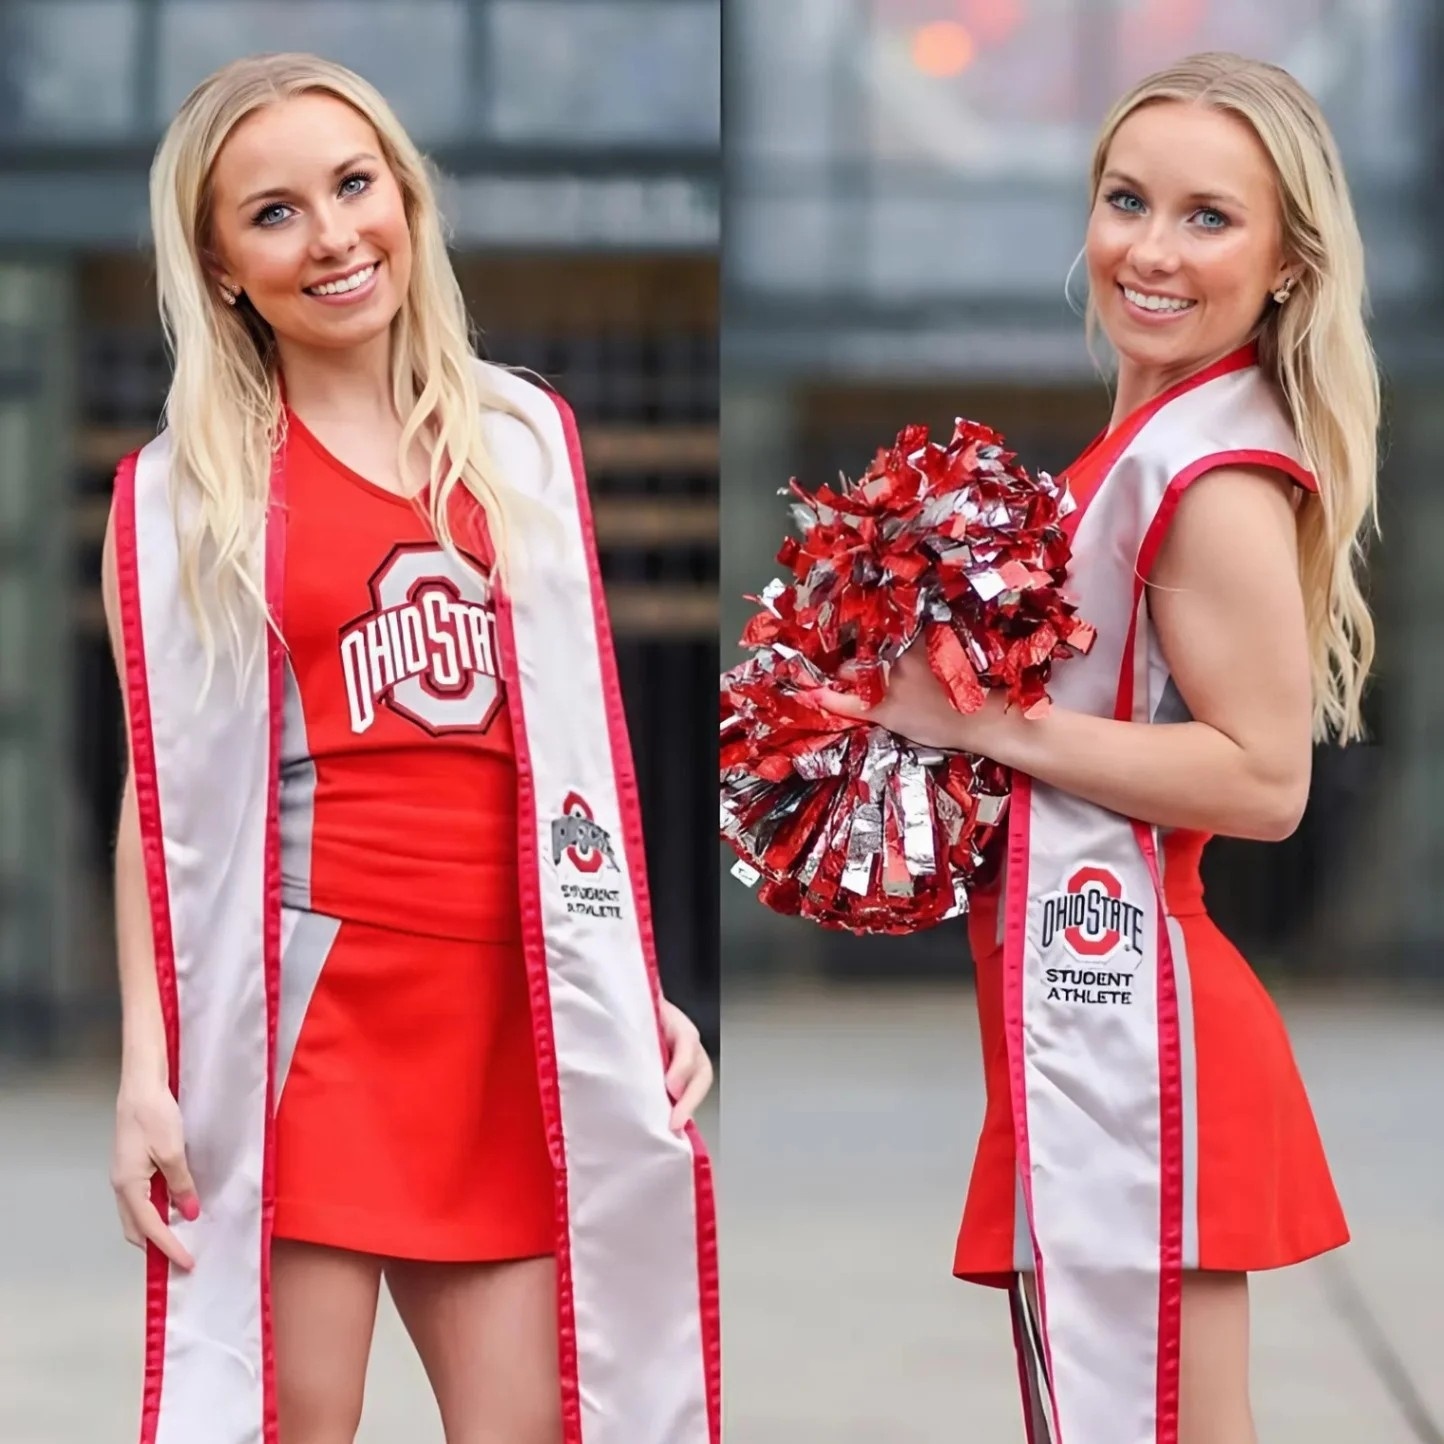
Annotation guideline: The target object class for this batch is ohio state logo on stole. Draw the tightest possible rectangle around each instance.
[339,542,502,735]
[551,791,624,920]
[1038,863,1146,1005]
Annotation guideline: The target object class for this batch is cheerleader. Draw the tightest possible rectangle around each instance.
[102,53,718,1444]
[820,51,1377,1444]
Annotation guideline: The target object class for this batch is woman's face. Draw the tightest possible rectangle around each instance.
[1085,100,1292,382]
[206,93,412,355]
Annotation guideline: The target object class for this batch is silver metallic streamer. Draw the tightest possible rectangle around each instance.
[975,792,1009,826]
[796,822,829,889]
[758,577,788,612]
[933,786,965,847]
[794,740,848,781]
[968,568,1008,602]
[840,812,880,895]
[896,754,937,876]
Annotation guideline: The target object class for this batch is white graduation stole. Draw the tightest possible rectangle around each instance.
[1003,350,1309,1443]
[112,361,719,1444]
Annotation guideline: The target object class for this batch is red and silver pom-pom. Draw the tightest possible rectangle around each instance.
[720,418,1095,935]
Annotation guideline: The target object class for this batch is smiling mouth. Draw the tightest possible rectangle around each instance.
[304,262,379,297]
[1119,284,1196,315]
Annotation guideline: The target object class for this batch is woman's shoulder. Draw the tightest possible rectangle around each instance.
[1128,363,1307,484]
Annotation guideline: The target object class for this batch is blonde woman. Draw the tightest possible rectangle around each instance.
[101,53,718,1444]
[820,52,1376,1444]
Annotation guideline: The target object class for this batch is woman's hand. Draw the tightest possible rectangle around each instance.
[813,646,1012,755]
[659,999,713,1133]
[111,1079,199,1271]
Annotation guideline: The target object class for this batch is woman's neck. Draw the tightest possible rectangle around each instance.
[1107,338,1251,433]
[276,330,395,423]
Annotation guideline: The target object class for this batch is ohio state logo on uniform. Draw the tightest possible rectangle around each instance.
[552,792,624,921]
[552,792,619,872]
[1039,863,1146,1005]
[339,542,502,736]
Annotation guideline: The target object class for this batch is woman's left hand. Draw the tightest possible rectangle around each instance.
[660,999,713,1133]
[813,645,1012,755]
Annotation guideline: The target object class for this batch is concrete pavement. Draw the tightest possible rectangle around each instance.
[720,984,1444,1442]
[0,1072,717,1443]
[1,985,1440,1441]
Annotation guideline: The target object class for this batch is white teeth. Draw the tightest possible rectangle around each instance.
[1122,286,1194,313]
[307,264,375,296]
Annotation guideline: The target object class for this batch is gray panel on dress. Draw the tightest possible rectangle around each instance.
[279,656,317,911]
[276,906,341,1100]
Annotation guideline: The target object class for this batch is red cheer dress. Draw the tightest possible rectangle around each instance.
[270,408,554,1261]
[953,418,1348,1285]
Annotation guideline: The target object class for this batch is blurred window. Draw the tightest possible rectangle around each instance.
[484,1,719,146]
[733,0,1426,177]
[722,0,841,165]
[445,172,717,248]
[0,1,719,150]
[156,1,470,141]
[0,2,141,137]
[857,0,1422,180]
[729,0,1429,304]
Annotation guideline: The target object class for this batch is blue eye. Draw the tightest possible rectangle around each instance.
[1105,188,1145,214]
[1194,207,1229,230]
[251,171,374,228]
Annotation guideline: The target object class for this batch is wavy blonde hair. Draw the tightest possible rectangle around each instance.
[1089,52,1380,741]
[150,52,535,683]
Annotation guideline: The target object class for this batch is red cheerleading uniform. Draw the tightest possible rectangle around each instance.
[271,408,553,1261]
[953,422,1348,1284]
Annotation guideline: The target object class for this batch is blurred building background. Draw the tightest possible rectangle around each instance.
[0,0,721,1065]
[723,0,1444,987]
[720,4,1444,1441]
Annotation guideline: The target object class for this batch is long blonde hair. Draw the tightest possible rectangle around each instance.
[1089,52,1380,741]
[150,52,532,682]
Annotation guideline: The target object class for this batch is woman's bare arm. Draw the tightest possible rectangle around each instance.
[818,466,1314,841]
[989,465,1313,839]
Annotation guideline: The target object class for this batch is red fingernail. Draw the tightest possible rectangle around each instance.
[179,1197,200,1222]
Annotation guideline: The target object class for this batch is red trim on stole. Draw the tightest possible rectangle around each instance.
[491,588,584,1444]
[113,453,178,1444]
[1141,814,1183,1444]
[259,452,288,1443]
[1001,776,1064,1442]
[547,392,723,1443]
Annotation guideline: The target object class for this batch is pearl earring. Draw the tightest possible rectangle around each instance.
[1272,277,1296,305]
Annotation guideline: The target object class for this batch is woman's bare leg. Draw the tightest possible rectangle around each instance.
[272,1238,383,1444]
[1180,1270,1256,1444]
[385,1254,561,1444]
